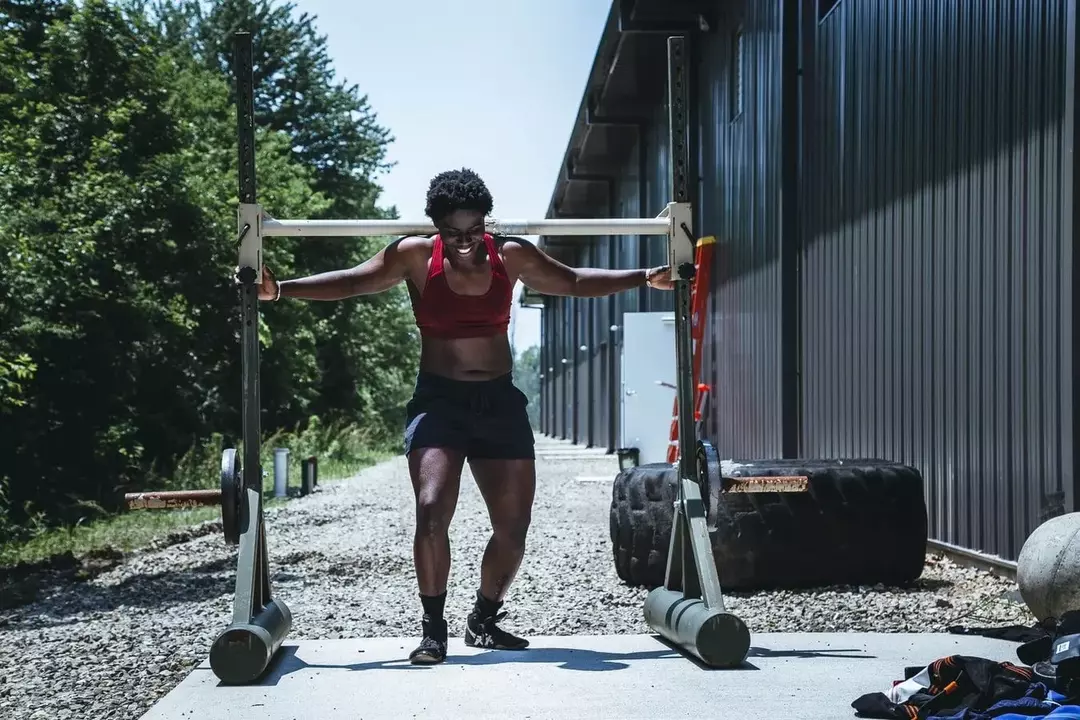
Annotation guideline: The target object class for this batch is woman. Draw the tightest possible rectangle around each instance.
[257,167,673,664]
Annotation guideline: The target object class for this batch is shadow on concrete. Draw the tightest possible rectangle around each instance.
[748,646,877,660]
[221,636,877,687]
[649,634,875,670]
[237,643,697,686]
[443,646,679,672]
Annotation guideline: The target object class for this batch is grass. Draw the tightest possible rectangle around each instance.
[0,417,396,571]
[0,506,224,568]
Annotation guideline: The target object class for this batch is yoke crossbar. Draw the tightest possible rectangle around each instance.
[219,30,749,684]
[261,217,672,238]
[238,208,693,282]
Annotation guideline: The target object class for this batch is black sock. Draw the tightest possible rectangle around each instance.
[420,591,446,621]
[473,590,502,619]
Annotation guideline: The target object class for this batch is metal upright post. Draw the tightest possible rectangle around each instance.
[642,35,751,669]
[207,30,292,686]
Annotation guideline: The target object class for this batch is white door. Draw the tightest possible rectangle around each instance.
[620,311,677,466]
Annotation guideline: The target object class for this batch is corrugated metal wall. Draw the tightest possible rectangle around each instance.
[802,0,1076,560]
[538,0,1077,562]
[540,118,676,451]
[696,0,788,459]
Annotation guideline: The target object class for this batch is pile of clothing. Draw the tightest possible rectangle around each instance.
[852,655,1079,718]
[852,614,1080,719]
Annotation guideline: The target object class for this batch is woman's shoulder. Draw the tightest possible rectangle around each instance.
[491,234,533,253]
[394,234,437,257]
[383,235,437,275]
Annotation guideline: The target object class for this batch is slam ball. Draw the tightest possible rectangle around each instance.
[1017,512,1080,625]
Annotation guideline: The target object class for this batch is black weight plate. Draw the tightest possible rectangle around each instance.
[220,448,241,545]
[696,439,722,531]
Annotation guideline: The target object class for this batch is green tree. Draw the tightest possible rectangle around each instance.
[148,0,419,438]
[0,0,413,540]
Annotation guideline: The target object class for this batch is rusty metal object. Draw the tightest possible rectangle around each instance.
[124,488,223,510]
[697,439,811,532]
[123,449,243,546]
[721,475,810,493]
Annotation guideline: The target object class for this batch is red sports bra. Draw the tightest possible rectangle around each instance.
[411,233,512,339]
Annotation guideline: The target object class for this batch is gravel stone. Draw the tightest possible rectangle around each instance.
[0,436,1035,719]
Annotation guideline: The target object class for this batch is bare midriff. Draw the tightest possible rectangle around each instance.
[418,334,514,381]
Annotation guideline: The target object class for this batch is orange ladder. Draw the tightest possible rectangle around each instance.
[666,235,716,465]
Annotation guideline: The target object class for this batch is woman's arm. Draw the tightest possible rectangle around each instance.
[260,237,418,301]
[504,237,672,297]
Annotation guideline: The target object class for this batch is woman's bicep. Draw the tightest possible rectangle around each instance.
[503,237,577,295]
[349,236,419,294]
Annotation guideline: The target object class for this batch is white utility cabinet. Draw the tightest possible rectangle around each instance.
[619,311,677,466]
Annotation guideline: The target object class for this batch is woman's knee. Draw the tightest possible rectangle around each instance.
[415,492,455,537]
[408,447,463,538]
[492,510,532,547]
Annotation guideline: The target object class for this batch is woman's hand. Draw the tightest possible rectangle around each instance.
[645,264,674,290]
[255,265,279,301]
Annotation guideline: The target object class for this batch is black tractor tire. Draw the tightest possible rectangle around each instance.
[609,463,677,588]
[609,458,928,591]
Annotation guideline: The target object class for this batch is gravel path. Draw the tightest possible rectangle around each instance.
[0,435,1034,720]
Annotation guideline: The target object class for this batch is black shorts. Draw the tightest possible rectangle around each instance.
[404,370,535,460]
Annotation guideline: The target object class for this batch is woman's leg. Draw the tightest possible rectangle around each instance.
[409,446,465,595]
[406,446,464,664]
[470,458,535,602]
[463,457,536,650]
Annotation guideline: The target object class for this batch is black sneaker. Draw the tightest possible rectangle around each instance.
[464,610,529,650]
[408,615,448,665]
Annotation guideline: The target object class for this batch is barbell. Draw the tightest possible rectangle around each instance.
[124,448,243,544]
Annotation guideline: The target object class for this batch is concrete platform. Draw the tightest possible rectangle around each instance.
[139,632,1024,719]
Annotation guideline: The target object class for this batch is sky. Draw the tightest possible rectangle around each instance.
[291,0,614,355]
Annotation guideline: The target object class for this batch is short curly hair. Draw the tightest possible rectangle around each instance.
[424,168,493,223]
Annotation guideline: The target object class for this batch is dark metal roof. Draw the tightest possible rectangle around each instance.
[519,0,717,312]
[536,0,715,260]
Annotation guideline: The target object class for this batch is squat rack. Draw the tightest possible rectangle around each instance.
[132,28,790,684]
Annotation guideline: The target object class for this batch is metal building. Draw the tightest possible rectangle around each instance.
[525,0,1080,566]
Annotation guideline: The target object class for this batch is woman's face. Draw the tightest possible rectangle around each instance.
[437,210,487,261]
